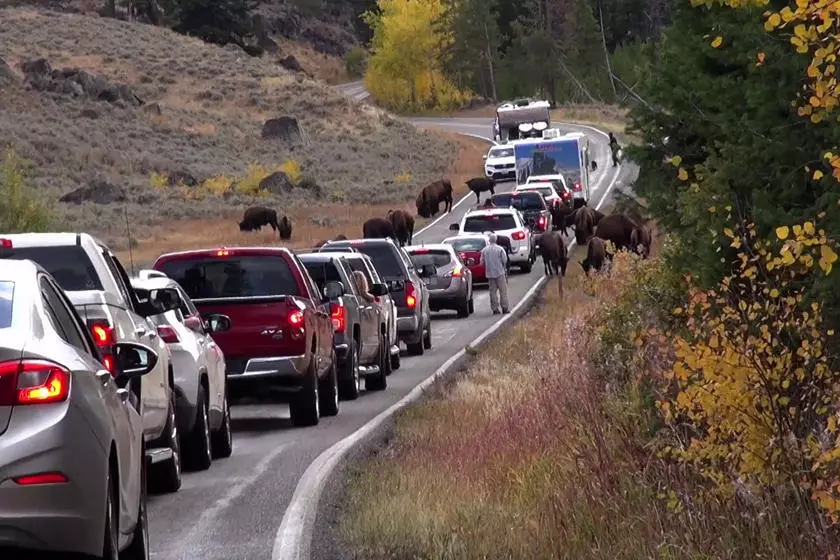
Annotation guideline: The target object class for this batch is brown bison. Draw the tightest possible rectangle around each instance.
[594,213,639,253]
[539,231,568,277]
[239,206,279,232]
[333,233,348,241]
[570,206,605,245]
[313,239,327,248]
[550,203,574,236]
[278,215,292,240]
[630,225,652,258]
[362,217,395,239]
[580,237,607,275]
[465,177,496,204]
[387,209,415,246]
[416,179,453,218]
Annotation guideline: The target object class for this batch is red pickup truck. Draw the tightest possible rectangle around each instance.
[152,247,339,427]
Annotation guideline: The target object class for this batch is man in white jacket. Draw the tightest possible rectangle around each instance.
[480,233,510,315]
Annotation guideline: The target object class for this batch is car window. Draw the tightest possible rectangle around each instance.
[333,244,405,278]
[407,250,452,268]
[302,260,343,292]
[346,257,375,285]
[175,285,198,317]
[101,251,135,308]
[2,246,102,291]
[492,193,545,210]
[463,213,517,232]
[446,238,487,252]
[158,255,301,299]
[520,186,556,199]
[489,147,514,158]
[40,275,90,352]
[0,280,13,329]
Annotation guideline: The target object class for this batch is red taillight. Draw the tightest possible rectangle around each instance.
[156,325,180,344]
[406,282,417,308]
[562,191,571,199]
[216,249,231,256]
[537,216,547,230]
[573,182,582,191]
[411,248,429,254]
[450,266,463,277]
[289,310,304,326]
[330,302,346,332]
[89,321,116,375]
[512,230,526,240]
[14,472,68,485]
[0,239,11,248]
[0,359,71,406]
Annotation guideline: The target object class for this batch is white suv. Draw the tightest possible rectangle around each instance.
[448,208,536,273]
[483,145,516,181]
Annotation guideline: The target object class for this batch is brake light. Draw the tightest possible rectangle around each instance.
[562,191,571,199]
[512,230,526,240]
[406,282,417,308]
[0,239,11,248]
[330,302,346,332]
[0,359,71,406]
[156,325,180,344]
[14,472,68,485]
[216,249,231,257]
[573,182,582,191]
[89,322,116,375]
[537,216,547,230]
[411,248,429,254]
[450,266,463,277]
[289,310,304,326]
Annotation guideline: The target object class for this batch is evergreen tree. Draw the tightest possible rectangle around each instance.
[172,0,258,48]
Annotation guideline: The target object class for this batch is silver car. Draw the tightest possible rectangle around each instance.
[404,244,474,318]
[0,259,159,559]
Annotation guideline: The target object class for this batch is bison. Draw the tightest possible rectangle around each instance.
[362,217,395,239]
[569,206,605,245]
[465,177,496,204]
[239,206,279,232]
[387,209,415,246]
[278,215,292,240]
[550,203,574,236]
[333,233,348,241]
[630,225,652,259]
[580,237,607,275]
[539,231,568,277]
[594,213,639,253]
[416,179,453,218]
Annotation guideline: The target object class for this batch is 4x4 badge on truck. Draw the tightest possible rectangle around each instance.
[260,328,284,340]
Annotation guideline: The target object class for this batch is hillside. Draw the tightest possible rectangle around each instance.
[0,7,454,253]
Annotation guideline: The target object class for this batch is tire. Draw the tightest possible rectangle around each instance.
[120,460,150,560]
[520,260,533,273]
[289,358,320,427]
[405,320,424,356]
[148,395,182,494]
[457,297,470,318]
[319,351,340,417]
[390,348,401,371]
[365,335,388,391]
[211,392,233,459]
[338,339,361,401]
[423,320,432,349]
[102,468,119,560]
[183,386,212,472]
[468,295,475,314]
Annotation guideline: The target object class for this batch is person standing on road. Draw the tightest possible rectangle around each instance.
[481,233,510,315]
[608,132,621,167]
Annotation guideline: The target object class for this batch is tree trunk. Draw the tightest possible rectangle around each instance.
[483,21,497,101]
[598,1,617,99]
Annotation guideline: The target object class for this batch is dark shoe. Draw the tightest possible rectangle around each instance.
[492,310,501,315]
[502,309,510,314]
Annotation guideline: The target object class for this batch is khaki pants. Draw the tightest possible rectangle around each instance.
[488,276,510,313]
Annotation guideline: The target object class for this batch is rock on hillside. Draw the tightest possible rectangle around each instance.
[0,8,455,243]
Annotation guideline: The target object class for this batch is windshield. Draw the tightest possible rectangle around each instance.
[328,243,405,278]
[158,256,300,299]
[488,148,514,158]
[407,250,452,268]
[463,214,517,233]
[446,238,487,252]
[0,281,13,329]
[301,260,342,292]
[2,246,102,292]
[492,193,545,211]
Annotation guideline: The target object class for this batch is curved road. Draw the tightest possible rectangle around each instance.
[146,92,637,560]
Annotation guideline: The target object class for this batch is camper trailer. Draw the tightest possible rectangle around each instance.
[494,99,551,142]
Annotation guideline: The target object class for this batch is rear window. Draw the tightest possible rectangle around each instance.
[0,281,13,329]
[447,238,487,252]
[407,250,452,268]
[301,260,342,291]
[2,246,102,292]
[463,214,517,233]
[158,256,300,299]
[492,193,545,210]
[520,186,556,198]
[329,243,405,278]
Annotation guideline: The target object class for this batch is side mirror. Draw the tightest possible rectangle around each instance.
[324,281,344,300]
[147,287,180,315]
[419,264,437,277]
[114,341,158,379]
[449,223,459,231]
[370,283,388,297]
[591,161,598,171]
[183,315,204,332]
[204,313,231,334]
[482,154,487,160]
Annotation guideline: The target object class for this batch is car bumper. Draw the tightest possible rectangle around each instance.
[396,313,420,336]
[0,403,109,556]
[225,354,313,392]
[334,332,350,360]
[485,169,516,180]
[428,279,470,309]
[509,244,532,264]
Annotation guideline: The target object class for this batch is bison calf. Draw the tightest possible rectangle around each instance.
[239,206,279,232]
[630,225,652,259]
[580,237,607,275]
[540,232,568,277]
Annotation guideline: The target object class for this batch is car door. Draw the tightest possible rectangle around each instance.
[347,260,378,358]
[297,258,331,374]
[346,257,381,356]
[177,284,225,415]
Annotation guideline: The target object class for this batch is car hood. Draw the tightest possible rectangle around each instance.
[486,156,515,166]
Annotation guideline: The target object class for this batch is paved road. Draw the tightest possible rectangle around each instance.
[335,80,370,101]
[146,111,636,559]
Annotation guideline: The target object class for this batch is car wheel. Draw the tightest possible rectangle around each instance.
[290,358,320,427]
[149,395,182,494]
[365,334,388,391]
[457,297,470,318]
[405,322,424,355]
[183,386,212,472]
[211,392,233,459]
[520,260,533,273]
[102,469,119,560]
[390,348,401,371]
[338,339,360,401]
[468,295,475,314]
[423,320,432,349]
[120,463,149,560]
[319,351,340,417]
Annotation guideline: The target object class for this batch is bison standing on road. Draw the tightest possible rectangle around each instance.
[387,209,415,246]
[580,237,607,275]
[416,179,453,218]
[630,225,652,259]
[239,206,279,232]
[539,231,568,277]
[465,177,496,204]
[550,203,574,236]
[278,215,292,240]
[569,206,604,245]
[594,213,639,253]
[362,217,395,239]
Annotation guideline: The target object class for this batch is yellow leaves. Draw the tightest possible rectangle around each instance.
[820,244,838,274]
[756,51,766,66]
[711,36,724,48]
[670,155,682,167]
[769,288,780,298]
[765,12,781,31]
[813,169,824,180]
[678,167,689,181]
[776,225,790,240]
[723,227,735,238]
[804,221,816,235]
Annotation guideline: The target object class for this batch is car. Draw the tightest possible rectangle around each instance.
[489,191,552,249]
[130,273,233,471]
[448,208,536,273]
[404,244,474,317]
[482,145,516,181]
[152,246,339,427]
[319,238,432,356]
[442,235,489,283]
[0,233,184,493]
[0,258,160,559]
[298,252,390,397]
[516,179,572,208]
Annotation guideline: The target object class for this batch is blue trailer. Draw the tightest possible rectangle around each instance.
[513,130,594,205]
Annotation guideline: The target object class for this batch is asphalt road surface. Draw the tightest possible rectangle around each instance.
[146,114,637,560]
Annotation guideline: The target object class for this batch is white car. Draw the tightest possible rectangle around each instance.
[132,272,233,471]
[516,178,572,208]
[448,208,536,273]
[483,145,516,181]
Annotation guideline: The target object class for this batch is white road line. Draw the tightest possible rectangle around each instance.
[271,124,625,560]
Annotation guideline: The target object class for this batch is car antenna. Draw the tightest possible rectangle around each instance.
[122,205,136,276]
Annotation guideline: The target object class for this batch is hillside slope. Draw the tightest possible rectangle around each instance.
[0,7,454,246]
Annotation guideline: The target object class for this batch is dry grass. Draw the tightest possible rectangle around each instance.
[273,38,348,85]
[341,236,829,559]
[0,7,455,247]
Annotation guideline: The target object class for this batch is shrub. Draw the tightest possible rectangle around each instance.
[150,171,169,191]
[0,148,52,233]
[394,170,412,185]
[279,159,301,184]
[233,162,269,195]
[201,174,234,196]
[344,46,367,79]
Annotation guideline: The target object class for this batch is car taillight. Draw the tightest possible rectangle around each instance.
[89,321,116,375]
[0,359,71,406]
[406,282,417,308]
[287,308,305,342]
[537,216,546,230]
[512,230,526,240]
[216,249,231,256]
[13,472,69,485]
[448,266,463,278]
[289,310,304,325]
[156,325,180,344]
[0,239,11,248]
[573,182,582,191]
[330,302,346,332]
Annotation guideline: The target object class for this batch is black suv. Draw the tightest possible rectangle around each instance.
[319,238,432,356]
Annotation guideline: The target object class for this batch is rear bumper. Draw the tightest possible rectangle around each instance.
[225,354,312,392]
[509,245,532,264]
[396,313,420,336]
[428,280,470,309]
[333,332,350,360]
